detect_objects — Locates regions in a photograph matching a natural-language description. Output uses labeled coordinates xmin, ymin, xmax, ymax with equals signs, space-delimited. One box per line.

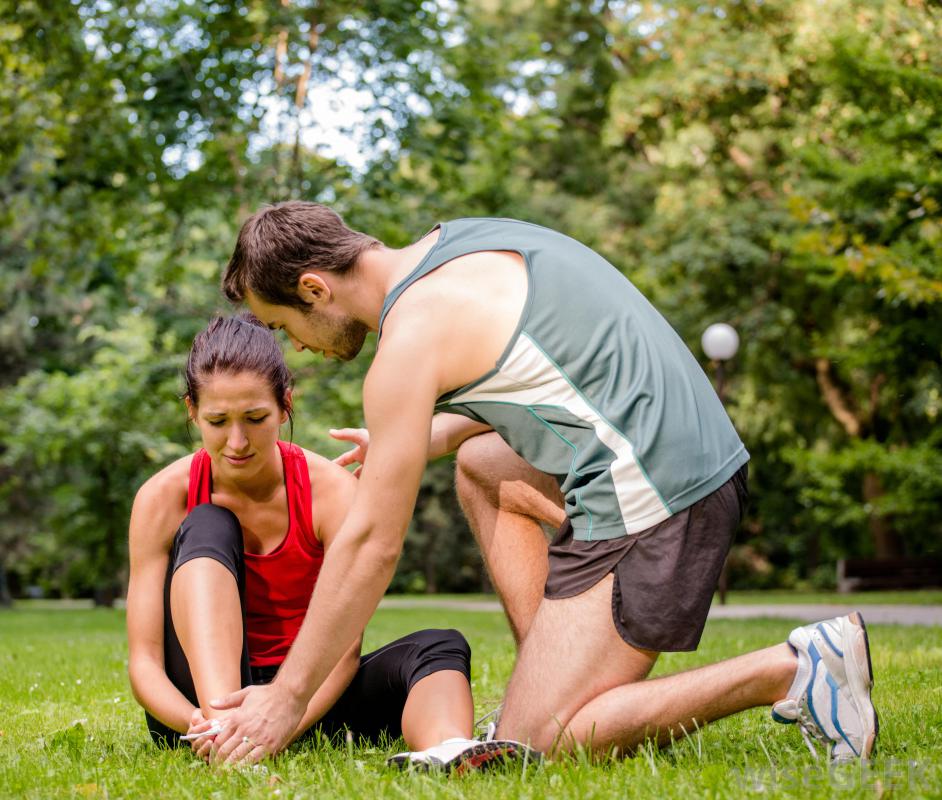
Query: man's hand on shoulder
xmin=329 ymin=427 xmax=369 ymax=477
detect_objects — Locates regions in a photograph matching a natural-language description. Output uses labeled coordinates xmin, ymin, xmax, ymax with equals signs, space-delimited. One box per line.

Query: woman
xmin=126 ymin=314 xmax=504 ymax=768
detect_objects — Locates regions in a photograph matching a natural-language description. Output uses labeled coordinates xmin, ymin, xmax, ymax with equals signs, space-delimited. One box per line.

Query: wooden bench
xmin=837 ymin=557 xmax=942 ymax=593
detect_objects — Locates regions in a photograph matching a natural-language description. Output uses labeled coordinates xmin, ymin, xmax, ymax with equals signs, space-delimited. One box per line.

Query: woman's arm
xmin=126 ymin=463 xmax=194 ymax=734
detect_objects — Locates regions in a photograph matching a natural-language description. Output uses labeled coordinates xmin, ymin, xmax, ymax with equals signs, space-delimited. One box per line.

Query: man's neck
xmin=343 ymin=228 xmax=442 ymax=331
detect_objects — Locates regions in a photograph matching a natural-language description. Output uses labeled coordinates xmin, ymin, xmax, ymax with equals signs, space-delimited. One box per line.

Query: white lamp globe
xmin=701 ymin=323 xmax=740 ymax=361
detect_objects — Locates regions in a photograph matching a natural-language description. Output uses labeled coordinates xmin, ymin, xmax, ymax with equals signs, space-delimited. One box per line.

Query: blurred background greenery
xmin=1 ymin=0 xmax=939 ymax=602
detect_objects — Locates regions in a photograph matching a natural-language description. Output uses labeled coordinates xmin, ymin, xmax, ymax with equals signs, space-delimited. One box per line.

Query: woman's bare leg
xmin=400 ymin=670 xmax=474 ymax=749
xmin=169 ymin=558 xmax=243 ymax=719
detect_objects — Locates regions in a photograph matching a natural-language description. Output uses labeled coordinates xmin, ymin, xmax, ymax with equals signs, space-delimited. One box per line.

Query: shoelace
xmin=794 ymin=705 xmax=830 ymax=760
xmin=474 ymin=705 xmax=502 ymax=741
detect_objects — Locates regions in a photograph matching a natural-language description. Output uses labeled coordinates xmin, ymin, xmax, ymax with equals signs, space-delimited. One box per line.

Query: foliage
xmin=598 ymin=0 xmax=942 ymax=569
xmin=0 ymin=0 xmax=940 ymax=596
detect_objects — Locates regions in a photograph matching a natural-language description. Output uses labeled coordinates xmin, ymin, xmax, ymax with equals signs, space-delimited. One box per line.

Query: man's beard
xmin=307 ymin=306 xmax=369 ymax=361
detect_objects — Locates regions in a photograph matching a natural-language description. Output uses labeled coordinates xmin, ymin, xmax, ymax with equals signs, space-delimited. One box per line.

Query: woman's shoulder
xmin=294 ymin=445 xmax=356 ymax=504
xmin=132 ymin=453 xmax=195 ymax=527
xmin=293 ymin=445 xmax=354 ymax=488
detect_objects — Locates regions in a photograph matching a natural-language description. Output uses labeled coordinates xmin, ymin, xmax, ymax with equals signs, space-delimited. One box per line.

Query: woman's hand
xmin=329 ymin=428 xmax=369 ymax=477
xmin=186 ymin=708 xmax=218 ymax=763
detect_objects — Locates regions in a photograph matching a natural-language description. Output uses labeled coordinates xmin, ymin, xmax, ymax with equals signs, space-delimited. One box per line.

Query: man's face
xmin=246 ymin=291 xmax=368 ymax=362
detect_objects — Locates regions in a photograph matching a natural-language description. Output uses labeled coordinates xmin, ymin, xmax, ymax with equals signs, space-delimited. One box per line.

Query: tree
xmin=601 ymin=0 xmax=942 ymax=574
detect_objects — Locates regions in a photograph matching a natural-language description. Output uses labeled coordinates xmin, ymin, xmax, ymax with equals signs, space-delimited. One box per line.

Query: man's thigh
xmin=498 ymin=573 xmax=658 ymax=751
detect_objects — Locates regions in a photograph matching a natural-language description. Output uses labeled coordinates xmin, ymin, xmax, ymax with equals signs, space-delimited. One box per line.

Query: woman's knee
xmin=409 ymin=628 xmax=472 ymax=680
xmin=173 ymin=503 xmax=243 ymax=576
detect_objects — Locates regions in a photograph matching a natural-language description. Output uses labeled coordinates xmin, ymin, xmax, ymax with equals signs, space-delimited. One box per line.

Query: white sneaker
xmin=387 ymin=735 xmax=541 ymax=773
xmin=772 ymin=612 xmax=878 ymax=762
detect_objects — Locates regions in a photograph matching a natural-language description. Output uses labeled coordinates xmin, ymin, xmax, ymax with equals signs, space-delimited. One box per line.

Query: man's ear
xmin=296 ymin=272 xmax=331 ymax=306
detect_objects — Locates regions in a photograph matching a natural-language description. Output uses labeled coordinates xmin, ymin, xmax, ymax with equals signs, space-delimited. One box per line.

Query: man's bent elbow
xmin=365 ymin=538 xmax=403 ymax=574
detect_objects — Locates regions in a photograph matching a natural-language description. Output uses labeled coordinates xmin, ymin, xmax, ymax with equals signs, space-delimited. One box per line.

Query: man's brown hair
xmin=222 ymin=201 xmax=380 ymax=308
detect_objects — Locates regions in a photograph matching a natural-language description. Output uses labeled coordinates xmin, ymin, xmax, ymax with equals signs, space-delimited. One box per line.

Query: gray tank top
xmin=379 ymin=218 xmax=749 ymax=541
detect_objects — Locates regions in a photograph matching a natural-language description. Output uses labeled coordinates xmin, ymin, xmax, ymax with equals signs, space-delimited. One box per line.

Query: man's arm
xmin=211 ymin=331 xmax=439 ymax=763
xmin=330 ymin=412 xmax=491 ymax=473
xmin=428 ymin=413 xmax=492 ymax=460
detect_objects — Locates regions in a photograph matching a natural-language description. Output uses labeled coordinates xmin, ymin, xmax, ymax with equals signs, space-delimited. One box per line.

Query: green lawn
xmin=719 ymin=590 xmax=942 ymax=606
xmin=1 ymin=607 xmax=939 ymax=799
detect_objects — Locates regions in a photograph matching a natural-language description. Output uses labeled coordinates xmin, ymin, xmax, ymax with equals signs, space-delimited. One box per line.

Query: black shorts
xmin=145 ymin=503 xmax=471 ymax=746
xmin=544 ymin=465 xmax=748 ymax=652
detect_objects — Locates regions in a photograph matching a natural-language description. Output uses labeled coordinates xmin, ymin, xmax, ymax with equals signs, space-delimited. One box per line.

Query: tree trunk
xmin=0 ymin=564 xmax=12 ymax=607
xmin=806 ymin=528 xmax=820 ymax=576
xmin=423 ymin=518 xmax=439 ymax=595
xmin=862 ymin=472 xmax=901 ymax=558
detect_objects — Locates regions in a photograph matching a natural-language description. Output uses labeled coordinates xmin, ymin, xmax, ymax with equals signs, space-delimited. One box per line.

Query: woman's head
xmin=184 ymin=315 xmax=294 ymax=472
xmin=185 ymin=314 xmax=292 ymax=411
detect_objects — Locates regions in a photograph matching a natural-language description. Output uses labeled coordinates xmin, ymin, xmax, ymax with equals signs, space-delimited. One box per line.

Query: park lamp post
xmin=701 ymin=323 xmax=740 ymax=605
xmin=701 ymin=322 xmax=740 ymax=404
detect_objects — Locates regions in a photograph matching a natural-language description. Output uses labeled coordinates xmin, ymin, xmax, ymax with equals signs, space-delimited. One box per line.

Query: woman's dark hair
xmin=222 ymin=201 xmax=380 ymax=309
xmin=185 ymin=313 xmax=294 ymax=437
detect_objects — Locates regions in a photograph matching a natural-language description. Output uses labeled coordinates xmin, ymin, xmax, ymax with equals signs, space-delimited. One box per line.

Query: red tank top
xmin=186 ymin=441 xmax=324 ymax=667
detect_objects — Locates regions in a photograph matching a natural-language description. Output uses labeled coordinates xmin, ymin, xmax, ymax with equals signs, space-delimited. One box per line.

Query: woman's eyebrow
xmin=203 ymin=407 xmax=269 ymax=416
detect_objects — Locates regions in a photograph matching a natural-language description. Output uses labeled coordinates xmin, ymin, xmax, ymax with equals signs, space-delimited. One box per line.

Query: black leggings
xmin=146 ymin=503 xmax=471 ymax=747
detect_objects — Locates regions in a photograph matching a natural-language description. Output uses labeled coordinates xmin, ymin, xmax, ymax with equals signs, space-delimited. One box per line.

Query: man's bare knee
xmin=455 ymin=433 xmax=564 ymax=522
xmin=496 ymin=578 xmax=659 ymax=752
xmin=500 ymin=701 xmax=572 ymax=754
xmin=455 ymin=432 xmax=507 ymax=492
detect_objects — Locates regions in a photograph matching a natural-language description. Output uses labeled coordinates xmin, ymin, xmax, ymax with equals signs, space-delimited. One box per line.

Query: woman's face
xmin=187 ymin=370 xmax=288 ymax=481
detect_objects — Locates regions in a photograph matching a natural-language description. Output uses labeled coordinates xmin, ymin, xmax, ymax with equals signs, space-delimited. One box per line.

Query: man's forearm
xmin=273 ymin=529 xmax=399 ymax=704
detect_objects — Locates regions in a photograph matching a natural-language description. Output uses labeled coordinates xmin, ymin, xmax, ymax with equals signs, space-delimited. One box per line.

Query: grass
xmin=719 ymin=590 xmax=942 ymax=606
xmin=1 ymin=606 xmax=940 ymax=799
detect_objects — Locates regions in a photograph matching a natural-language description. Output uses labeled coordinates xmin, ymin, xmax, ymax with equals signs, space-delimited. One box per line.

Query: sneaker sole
xmin=842 ymin=612 xmax=878 ymax=760
xmin=388 ymin=740 xmax=541 ymax=774
xmin=451 ymin=740 xmax=542 ymax=775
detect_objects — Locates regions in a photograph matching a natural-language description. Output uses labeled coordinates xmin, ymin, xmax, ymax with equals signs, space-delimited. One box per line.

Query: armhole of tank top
xmin=284 ymin=443 xmax=322 ymax=553
xmin=377 ymin=223 xmax=447 ymax=339
xmin=186 ymin=450 xmax=208 ymax=512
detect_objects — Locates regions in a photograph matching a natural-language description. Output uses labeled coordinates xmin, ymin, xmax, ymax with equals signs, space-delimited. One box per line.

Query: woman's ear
xmin=184 ymin=395 xmax=197 ymax=421
xmin=281 ymin=389 xmax=293 ymax=424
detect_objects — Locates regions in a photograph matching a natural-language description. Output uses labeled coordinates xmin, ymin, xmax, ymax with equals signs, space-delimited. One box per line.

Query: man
xmin=208 ymin=201 xmax=878 ymax=766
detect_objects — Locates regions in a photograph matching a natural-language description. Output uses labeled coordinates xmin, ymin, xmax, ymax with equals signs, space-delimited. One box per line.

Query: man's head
xmin=223 ymin=201 xmax=377 ymax=360
xmin=222 ymin=201 xmax=380 ymax=309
